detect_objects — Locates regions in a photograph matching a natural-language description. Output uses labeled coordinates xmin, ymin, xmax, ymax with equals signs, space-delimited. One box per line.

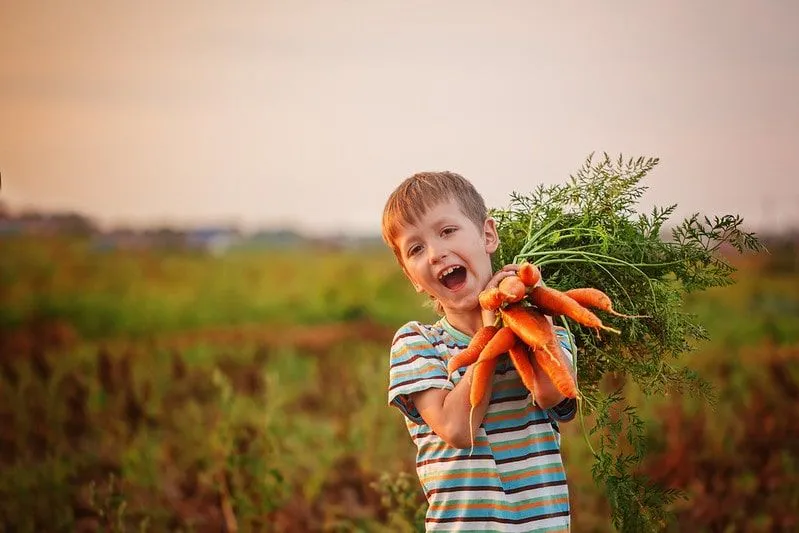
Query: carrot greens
xmin=490 ymin=153 xmax=764 ymax=532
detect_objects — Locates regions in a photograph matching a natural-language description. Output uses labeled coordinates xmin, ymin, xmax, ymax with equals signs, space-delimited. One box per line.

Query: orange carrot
xmin=517 ymin=262 xmax=541 ymax=288
xmin=447 ymin=325 xmax=498 ymax=376
xmin=469 ymin=354 xmax=499 ymax=408
xmin=529 ymin=286 xmax=621 ymax=334
xmin=564 ymin=287 xmax=649 ymax=319
xmin=498 ymin=276 xmax=526 ymax=303
xmin=500 ymin=304 xmax=557 ymax=358
xmin=507 ymin=340 xmax=537 ymax=398
xmin=468 ymin=356 xmax=498 ymax=454
xmin=478 ymin=287 xmax=504 ymax=311
xmin=536 ymin=333 xmax=578 ymax=399
xmin=473 ymin=326 xmax=517 ymax=367
xmin=468 ymin=326 xmax=517 ymax=453
xmin=469 ymin=326 xmax=517 ymax=408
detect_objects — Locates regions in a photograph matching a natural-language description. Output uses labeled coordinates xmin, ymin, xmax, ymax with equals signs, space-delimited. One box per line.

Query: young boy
xmin=381 ymin=171 xmax=577 ymax=532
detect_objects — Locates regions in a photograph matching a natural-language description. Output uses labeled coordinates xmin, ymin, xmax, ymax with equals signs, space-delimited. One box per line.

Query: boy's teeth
xmin=439 ymin=266 xmax=457 ymax=279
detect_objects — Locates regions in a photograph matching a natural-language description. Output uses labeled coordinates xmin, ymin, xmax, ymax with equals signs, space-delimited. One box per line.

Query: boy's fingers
xmin=486 ymin=270 xmax=516 ymax=289
xmin=493 ymin=271 xmax=515 ymax=282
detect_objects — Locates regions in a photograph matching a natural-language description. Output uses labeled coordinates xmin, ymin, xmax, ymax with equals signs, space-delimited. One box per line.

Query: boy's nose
xmin=427 ymin=245 xmax=446 ymax=264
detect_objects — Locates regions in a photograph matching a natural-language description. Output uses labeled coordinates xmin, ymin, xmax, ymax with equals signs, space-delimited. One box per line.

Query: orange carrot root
xmin=539 ymin=334 xmax=579 ymax=399
xmin=564 ymin=287 xmax=650 ymax=319
xmin=498 ymin=276 xmax=526 ymax=303
xmin=474 ymin=327 xmax=518 ymax=366
xmin=466 ymin=327 xmax=516 ymax=454
xmin=508 ymin=340 xmax=537 ymax=399
xmin=517 ymin=262 xmax=541 ymax=288
xmin=469 ymin=357 xmax=499 ymax=455
xmin=447 ymin=325 xmax=499 ymax=377
xmin=478 ymin=287 xmax=504 ymax=311
xmin=500 ymin=304 xmax=558 ymax=356
xmin=529 ymin=286 xmax=621 ymax=334
xmin=468 ymin=404 xmax=476 ymax=457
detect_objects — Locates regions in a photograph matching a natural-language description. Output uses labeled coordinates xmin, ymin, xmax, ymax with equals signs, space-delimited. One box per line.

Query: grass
xmin=0 ymin=235 xmax=797 ymax=531
xmin=0 ymin=236 xmax=433 ymax=339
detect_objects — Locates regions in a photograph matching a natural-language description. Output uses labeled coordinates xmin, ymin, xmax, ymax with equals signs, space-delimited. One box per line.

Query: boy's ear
xmin=401 ymin=265 xmax=425 ymax=293
xmin=483 ymin=217 xmax=499 ymax=253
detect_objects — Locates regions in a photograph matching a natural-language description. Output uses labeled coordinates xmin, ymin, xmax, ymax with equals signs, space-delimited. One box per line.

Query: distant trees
xmin=0 ymin=210 xmax=96 ymax=237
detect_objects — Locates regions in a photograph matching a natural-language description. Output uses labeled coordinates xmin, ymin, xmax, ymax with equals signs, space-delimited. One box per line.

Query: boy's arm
xmin=410 ymin=364 xmax=492 ymax=449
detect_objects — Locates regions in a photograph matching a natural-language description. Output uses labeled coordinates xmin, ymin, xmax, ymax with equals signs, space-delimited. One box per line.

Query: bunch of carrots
xmin=448 ymin=262 xmax=643 ymax=448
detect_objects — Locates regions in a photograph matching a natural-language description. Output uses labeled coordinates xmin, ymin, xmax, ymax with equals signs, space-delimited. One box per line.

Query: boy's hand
xmin=480 ymin=264 xmax=519 ymax=327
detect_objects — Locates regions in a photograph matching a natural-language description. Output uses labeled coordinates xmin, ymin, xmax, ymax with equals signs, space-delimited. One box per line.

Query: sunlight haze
xmin=1 ymin=1 xmax=798 ymax=235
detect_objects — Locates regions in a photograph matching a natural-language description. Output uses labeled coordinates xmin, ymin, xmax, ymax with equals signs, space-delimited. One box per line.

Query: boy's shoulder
xmin=391 ymin=319 xmax=443 ymax=345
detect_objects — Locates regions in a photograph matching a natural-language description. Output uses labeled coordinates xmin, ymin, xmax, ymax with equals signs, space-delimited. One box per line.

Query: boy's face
xmin=395 ymin=198 xmax=498 ymax=316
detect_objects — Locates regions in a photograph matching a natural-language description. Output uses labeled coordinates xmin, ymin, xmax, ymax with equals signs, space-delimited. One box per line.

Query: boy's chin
xmin=441 ymin=296 xmax=481 ymax=314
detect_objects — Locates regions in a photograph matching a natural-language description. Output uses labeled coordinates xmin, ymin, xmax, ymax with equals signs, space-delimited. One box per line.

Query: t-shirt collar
xmin=439 ymin=317 xmax=473 ymax=345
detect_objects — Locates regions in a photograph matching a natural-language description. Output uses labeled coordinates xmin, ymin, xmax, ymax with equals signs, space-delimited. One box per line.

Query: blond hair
xmin=381 ymin=171 xmax=488 ymax=262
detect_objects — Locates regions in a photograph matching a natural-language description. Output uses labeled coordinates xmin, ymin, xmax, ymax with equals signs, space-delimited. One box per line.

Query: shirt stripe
xmin=388 ymin=319 xmax=574 ymax=532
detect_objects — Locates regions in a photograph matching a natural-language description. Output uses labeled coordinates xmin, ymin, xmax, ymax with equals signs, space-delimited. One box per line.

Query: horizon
xmin=2 ymin=2 xmax=798 ymax=236
xmin=2 ymin=193 xmax=797 ymax=240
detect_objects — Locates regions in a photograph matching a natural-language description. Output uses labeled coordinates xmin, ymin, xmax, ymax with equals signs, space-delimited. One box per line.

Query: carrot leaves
xmin=490 ymin=152 xmax=764 ymax=532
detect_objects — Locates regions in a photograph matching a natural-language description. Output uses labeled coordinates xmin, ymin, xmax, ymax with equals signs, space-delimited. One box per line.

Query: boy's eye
xmin=407 ymin=245 xmax=422 ymax=257
xmin=442 ymin=227 xmax=457 ymax=236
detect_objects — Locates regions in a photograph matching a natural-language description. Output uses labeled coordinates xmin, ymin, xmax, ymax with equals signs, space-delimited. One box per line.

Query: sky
xmin=1 ymin=1 xmax=798 ymax=236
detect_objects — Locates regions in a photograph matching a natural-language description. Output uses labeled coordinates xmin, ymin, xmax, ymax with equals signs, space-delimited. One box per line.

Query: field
xmin=1 ymin=235 xmax=798 ymax=532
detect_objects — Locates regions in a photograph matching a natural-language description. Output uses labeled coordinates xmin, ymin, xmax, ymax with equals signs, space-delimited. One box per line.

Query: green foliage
xmin=1 ymin=195 xmax=794 ymax=530
xmin=371 ymin=471 xmax=427 ymax=532
xmin=0 ymin=231 xmax=799 ymax=533
xmin=490 ymin=153 xmax=764 ymax=531
xmin=0 ymin=328 xmax=420 ymax=531
xmin=0 ymin=241 xmax=422 ymax=339
xmin=88 ymin=474 xmax=152 ymax=532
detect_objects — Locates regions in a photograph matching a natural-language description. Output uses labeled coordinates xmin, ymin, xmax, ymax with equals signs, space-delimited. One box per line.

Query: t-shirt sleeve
xmin=553 ymin=326 xmax=575 ymax=367
xmin=387 ymin=322 xmax=454 ymax=425
xmin=547 ymin=326 xmax=577 ymax=422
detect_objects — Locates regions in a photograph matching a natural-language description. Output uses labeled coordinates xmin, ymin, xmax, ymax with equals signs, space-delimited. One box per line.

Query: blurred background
xmin=1 ymin=1 xmax=798 ymax=532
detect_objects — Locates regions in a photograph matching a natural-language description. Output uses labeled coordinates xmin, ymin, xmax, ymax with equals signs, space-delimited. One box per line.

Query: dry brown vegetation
xmin=0 ymin=237 xmax=797 ymax=531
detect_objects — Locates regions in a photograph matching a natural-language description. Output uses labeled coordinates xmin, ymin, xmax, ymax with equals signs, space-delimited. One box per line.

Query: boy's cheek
xmin=399 ymin=265 xmax=416 ymax=287
xmin=401 ymin=264 xmax=431 ymax=294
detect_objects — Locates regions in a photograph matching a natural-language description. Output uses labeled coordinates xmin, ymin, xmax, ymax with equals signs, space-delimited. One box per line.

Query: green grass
xmin=0 ymin=236 xmax=434 ymax=339
xmin=0 ymin=236 xmax=796 ymax=531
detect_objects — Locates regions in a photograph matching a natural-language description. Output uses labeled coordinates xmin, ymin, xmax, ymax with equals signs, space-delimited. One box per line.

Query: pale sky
xmin=1 ymin=1 xmax=798 ymax=235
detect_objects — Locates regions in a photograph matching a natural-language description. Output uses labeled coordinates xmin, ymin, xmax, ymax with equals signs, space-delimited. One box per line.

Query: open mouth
xmin=438 ymin=265 xmax=467 ymax=290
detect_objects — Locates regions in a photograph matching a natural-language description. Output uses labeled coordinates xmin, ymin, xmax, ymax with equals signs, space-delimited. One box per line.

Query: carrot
xmin=447 ymin=325 xmax=498 ymax=377
xmin=529 ymin=286 xmax=621 ymax=334
xmin=478 ymin=287 xmax=504 ymax=311
xmin=517 ymin=262 xmax=541 ymax=288
xmin=473 ymin=326 xmax=517 ymax=367
xmin=469 ymin=326 xmax=516 ymax=417
xmin=564 ymin=287 xmax=649 ymax=319
xmin=468 ymin=357 xmax=498 ymax=455
xmin=507 ymin=339 xmax=537 ymax=398
xmin=468 ymin=326 xmax=517 ymax=453
xmin=498 ymin=276 xmax=526 ymax=303
xmin=536 ymin=333 xmax=578 ymax=399
xmin=500 ymin=304 xmax=557 ymax=359
xmin=469 ymin=352 xmax=499 ymax=408
xmin=500 ymin=304 xmax=579 ymax=400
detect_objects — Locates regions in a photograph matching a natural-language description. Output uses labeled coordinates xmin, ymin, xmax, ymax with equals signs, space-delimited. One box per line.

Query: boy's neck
xmin=443 ymin=310 xmax=484 ymax=338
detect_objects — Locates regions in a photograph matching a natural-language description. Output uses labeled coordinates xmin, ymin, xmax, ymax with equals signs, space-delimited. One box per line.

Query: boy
xmin=381 ymin=171 xmax=577 ymax=532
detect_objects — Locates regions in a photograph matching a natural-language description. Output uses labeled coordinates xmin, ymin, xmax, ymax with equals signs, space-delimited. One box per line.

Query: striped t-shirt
xmin=388 ymin=318 xmax=575 ymax=532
